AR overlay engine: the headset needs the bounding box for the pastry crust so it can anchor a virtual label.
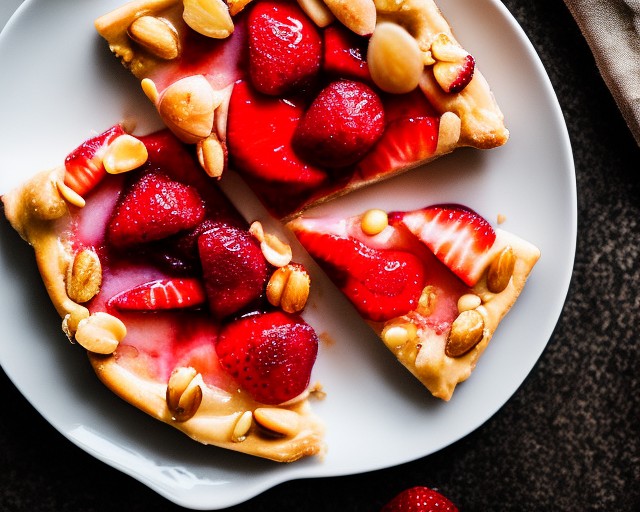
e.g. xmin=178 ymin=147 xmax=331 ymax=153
xmin=288 ymin=212 xmax=540 ymax=401
xmin=379 ymin=229 xmax=539 ymax=400
xmin=94 ymin=0 xmax=509 ymax=215
xmin=1 ymin=161 xmax=325 ymax=463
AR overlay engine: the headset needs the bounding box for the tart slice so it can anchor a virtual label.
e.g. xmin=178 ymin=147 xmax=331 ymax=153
xmin=1 ymin=126 xmax=324 ymax=462
xmin=288 ymin=204 xmax=540 ymax=400
xmin=94 ymin=0 xmax=509 ymax=217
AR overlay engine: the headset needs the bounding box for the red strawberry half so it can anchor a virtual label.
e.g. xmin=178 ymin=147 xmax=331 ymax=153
xmin=226 ymin=80 xmax=328 ymax=189
xmin=392 ymin=204 xmax=496 ymax=286
xmin=294 ymin=230 xmax=425 ymax=322
xmin=107 ymin=277 xmax=207 ymax=311
xmin=381 ymin=486 xmax=459 ymax=512
xmin=64 ymin=124 xmax=125 ymax=196
xmin=247 ymin=1 xmax=322 ymax=95
xmin=106 ymin=170 xmax=206 ymax=250
xmin=293 ymin=79 xmax=385 ymax=169
xmin=216 ymin=311 xmax=318 ymax=405
xmin=198 ymin=221 xmax=270 ymax=320
xmin=322 ymin=24 xmax=371 ymax=82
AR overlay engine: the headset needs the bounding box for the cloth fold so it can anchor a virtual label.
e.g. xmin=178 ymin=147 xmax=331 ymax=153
xmin=563 ymin=0 xmax=640 ymax=145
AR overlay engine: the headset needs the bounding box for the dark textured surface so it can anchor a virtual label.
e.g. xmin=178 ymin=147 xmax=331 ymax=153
xmin=1 ymin=1 xmax=639 ymax=511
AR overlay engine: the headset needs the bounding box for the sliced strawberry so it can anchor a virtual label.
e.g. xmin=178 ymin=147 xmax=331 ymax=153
xmin=106 ymin=170 xmax=206 ymax=250
xmin=216 ymin=311 xmax=318 ymax=405
xmin=107 ymin=278 xmax=207 ymax=311
xmin=227 ymin=80 xmax=328 ymax=189
xmin=322 ymin=24 xmax=371 ymax=82
xmin=64 ymin=124 xmax=125 ymax=196
xmin=382 ymin=486 xmax=459 ymax=512
xmin=294 ymin=230 xmax=425 ymax=322
xmin=198 ymin=221 xmax=270 ymax=320
xmin=247 ymin=1 xmax=322 ymax=95
xmin=354 ymin=115 xmax=440 ymax=180
xmin=392 ymin=204 xmax=496 ymax=286
xmin=292 ymin=80 xmax=385 ymax=169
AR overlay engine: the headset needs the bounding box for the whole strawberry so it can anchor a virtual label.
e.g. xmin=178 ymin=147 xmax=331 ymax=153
xmin=198 ymin=221 xmax=270 ymax=320
xmin=107 ymin=170 xmax=206 ymax=249
xmin=381 ymin=486 xmax=459 ymax=512
xmin=248 ymin=1 xmax=322 ymax=95
xmin=293 ymin=79 xmax=385 ymax=169
xmin=216 ymin=311 xmax=318 ymax=404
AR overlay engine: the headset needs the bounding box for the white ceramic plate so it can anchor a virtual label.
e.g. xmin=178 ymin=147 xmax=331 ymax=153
xmin=0 ymin=0 xmax=576 ymax=509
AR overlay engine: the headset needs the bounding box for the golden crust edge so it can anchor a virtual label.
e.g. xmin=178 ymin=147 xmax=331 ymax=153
xmin=1 ymin=167 xmax=325 ymax=463
xmin=385 ymin=229 xmax=540 ymax=401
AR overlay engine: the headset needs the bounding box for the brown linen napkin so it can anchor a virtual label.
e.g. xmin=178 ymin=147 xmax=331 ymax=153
xmin=564 ymin=0 xmax=640 ymax=145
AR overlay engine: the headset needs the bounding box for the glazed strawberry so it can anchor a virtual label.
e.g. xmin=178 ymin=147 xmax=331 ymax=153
xmin=64 ymin=124 xmax=125 ymax=196
xmin=355 ymin=116 xmax=440 ymax=179
xmin=381 ymin=486 xmax=459 ymax=512
xmin=392 ymin=204 xmax=496 ymax=286
xmin=295 ymin=230 xmax=425 ymax=322
xmin=293 ymin=80 xmax=385 ymax=169
xmin=107 ymin=278 xmax=207 ymax=311
xmin=227 ymin=80 xmax=328 ymax=190
xmin=198 ymin=221 xmax=270 ymax=320
xmin=247 ymin=1 xmax=322 ymax=95
xmin=106 ymin=170 xmax=206 ymax=249
xmin=322 ymin=24 xmax=371 ymax=82
xmin=216 ymin=311 xmax=318 ymax=404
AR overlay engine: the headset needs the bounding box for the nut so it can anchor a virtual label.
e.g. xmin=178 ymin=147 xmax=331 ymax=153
xmin=103 ymin=134 xmax=149 ymax=174
xmin=66 ymin=248 xmax=102 ymax=303
xmin=166 ymin=366 xmax=203 ymax=422
xmin=56 ymin=180 xmax=86 ymax=208
xmin=457 ymin=293 xmax=481 ymax=313
xmin=322 ymin=0 xmax=376 ymax=35
xmin=416 ymin=285 xmax=437 ymax=316
xmin=381 ymin=321 xmax=417 ymax=349
xmin=430 ymin=33 xmax=475 ymax=93
xmin=297 ymin=0 xmax=335 ymax=27
xmin=197 ymin=132 xmax=225 ymax=178
xmin=367 ymin=22 xmax=423 ymax=94
xmin=183 ymin=0 xmax=234 ymax=39
xmin=267 ymin=264 xmax=311 ymax=313
xmin=249 ymin=221 xmax=293 ymax=267
xmin=487 ymin=246 xmax=515 ymax=293
xmin=128 ymin=15 xmax=180 ymax=60
xmin=360 ymin=208 xmax=388 ymax=235
xmin=254 ymin=407 xmax=300 ymax=437
xmin=74 ymin=312 xmax=126 ymax=354
xmin=446 ymin=309 xmax=484 ymax=358
xmin=232 ymin=410 xmax=253 ymax=442
xmin=228 ymin=0 xmax=254 ymax=16
xmin=157 ymin=75 xmax=217 ymax=144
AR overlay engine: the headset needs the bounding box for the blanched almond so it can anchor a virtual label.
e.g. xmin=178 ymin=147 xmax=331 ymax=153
xmin=75 ymin=312 xmax=126 ymax=355
xmin=183 ymin=0 xmax=234 ymax=39
xmin=128 ymin=15 xmax=180 ymax=60
xmin=368 ymin=22 xmax=423 ymax=94
xmin=157 ymin=75 xmax=216 ymax=144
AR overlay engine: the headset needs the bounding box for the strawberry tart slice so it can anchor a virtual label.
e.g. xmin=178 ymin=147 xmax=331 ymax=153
xmin=288 ymin=205 xmax=540 ymax=400
xmin=1 ymin=126 xmax=325 ymax=462
xmin=94 ymin=0 xmax=509 ymax=217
